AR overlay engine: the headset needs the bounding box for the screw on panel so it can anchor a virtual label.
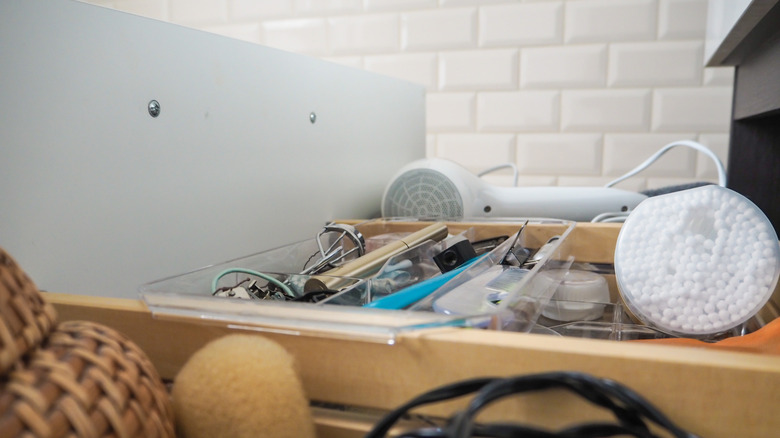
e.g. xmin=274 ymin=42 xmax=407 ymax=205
xmin=148 ymin=100 xmax=161 ymax=118
xmin=309 ymin=112 xmax=316 ymax=124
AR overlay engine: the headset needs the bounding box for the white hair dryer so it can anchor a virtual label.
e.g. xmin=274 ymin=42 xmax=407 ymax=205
xmin=381 ymin=158 xmax=647 ymax=221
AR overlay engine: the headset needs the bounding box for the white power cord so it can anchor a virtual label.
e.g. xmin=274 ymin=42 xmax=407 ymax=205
xmin=472 ymin=140 xmax=726 ymax=224
xmin=591 ymin=211 xmax=632 ymax=223
xmin=594 ymin=140 xmax=726 ymax=223
xmin=605 ymin=140 xmax=727 ymax=189
xmin=478 ymin=163 xmax=519 ymax=187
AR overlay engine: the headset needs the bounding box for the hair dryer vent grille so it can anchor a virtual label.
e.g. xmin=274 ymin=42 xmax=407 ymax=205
xmin=383 ymin=168 xmax=464 ymax=218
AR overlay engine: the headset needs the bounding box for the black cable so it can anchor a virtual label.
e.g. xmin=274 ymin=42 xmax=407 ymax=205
xmin=558 ymin=422 xmax=659 ymax=438
xmin=451 ymin=373 xmax=650 ymax=435
xmin=403 ymin=422 xmax=658 ymax=438
xmin=598 ymin=378 xmax=694 ymax=437
xmin=464 ymin=421 xmax=660 ymax=438
xmin=470 ymin=423 xmax=559 ymax=438
xmin=364 ymin=377 xmax=497 ymax=438
xmin=366 ymin=372 xmax=699 ymax=438
xmin=451 ymin=372 xmax=689 ymax=438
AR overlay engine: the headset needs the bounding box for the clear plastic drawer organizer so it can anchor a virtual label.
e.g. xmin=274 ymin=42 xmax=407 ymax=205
xmin=140 ymin=218 xmax=577 ymax=343
xmin=141 ymin=185 xmax=780 ymax=344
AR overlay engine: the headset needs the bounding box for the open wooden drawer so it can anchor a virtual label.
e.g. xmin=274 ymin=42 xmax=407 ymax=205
xmin=44 ymin=221 xmax=780 ymax=437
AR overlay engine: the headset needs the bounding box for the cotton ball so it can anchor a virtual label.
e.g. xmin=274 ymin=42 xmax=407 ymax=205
xmin=172 ymin=334 xmax=316 ymax=438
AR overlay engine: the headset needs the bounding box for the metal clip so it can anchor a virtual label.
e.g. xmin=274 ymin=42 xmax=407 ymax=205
xmin=500 ymin=221 xmax=531 ymax=267
xmin=301 ymin=223 xmax=366 ymax=275
xmin=521 ymin=236 xmax=561 ymax=268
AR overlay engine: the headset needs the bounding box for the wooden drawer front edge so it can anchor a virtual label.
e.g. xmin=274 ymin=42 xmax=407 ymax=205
xmin=47 ymin=292 xmax=780 ymax=438
xmin=339 ymin=220 xmax=622 ymax=264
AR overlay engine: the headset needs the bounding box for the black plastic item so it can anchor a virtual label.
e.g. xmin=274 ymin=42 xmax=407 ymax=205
xmin=433 ymin=240 xmax=478 ymax=273
xmin=365 ymin=371 xmax=699 ymax=438
xmin=640 ymin=181 xmax=713 ymax=197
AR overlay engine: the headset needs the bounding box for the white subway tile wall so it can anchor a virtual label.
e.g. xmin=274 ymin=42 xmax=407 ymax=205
xmin=561 ymin=89 xmax=651 ymax=132
xmin=262 ymin=18 xmax=328 ymax=55
xmin=229 ymin=0 xmax=291 ymax=21
xmin=402 ymin=8 xmax=477 ymax=51
xmin=603 ymin=133 xmax=698 ymax=179
xmin=608 ymin=41 xmax=703 ymax=87
xmin=657 ymin=0 xmax=708 ymax=40
xmin=479 ymin=2 xmax=563 ymax=47
xmin=296 ymin=0 xmax=363 ymax=15
xmin=168 ymin=0 xmax=227 ymax=24
xmin=477 ymin=91 xmax=560 ymax=132
xmin=426 ymin=92 xmax=475 ymax=132
xmin=437 ymin=133 xmax=516 ymax=172
xmin=652 ymin=87 xmax=732 ymax=132
xmin=365 ymin=53 xmax=438 ymax=89
xmin=330 ymin=13 xmax=400 ymax=54
xmin=92 ymin=0 xmax=731 ymax=190
xmin=521 ymin=44 xmax=607 ymax=89
xmin=439 ymin=49 xmax=519 ymax=90
xmin=115 ymin=0 xmax=168 ymax=20
xmin=516 ymin=133 xmax=603 ymax=175
xmin=564 ymin=0 xmax=656 ymax=44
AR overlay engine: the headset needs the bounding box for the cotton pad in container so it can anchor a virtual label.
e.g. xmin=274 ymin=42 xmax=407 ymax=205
xmin=614 ymin=185 xmax=780 ymax=338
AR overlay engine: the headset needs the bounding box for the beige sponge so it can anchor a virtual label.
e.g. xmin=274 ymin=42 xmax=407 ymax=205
xmin=172 ymin=334 xmax=316 ymax=438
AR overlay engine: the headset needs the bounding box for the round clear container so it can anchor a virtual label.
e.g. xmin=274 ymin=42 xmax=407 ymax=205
xmin=541 ymin=269 xmax=610 ymax=322
xmin=614 ymin=185 xmax=780 ymax=338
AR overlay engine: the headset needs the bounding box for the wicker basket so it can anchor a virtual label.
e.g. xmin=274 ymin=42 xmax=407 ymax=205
xmin=0 ymin=249 xmax=57 ymax=375
xmin=0 ymin=320 xmax=175 ymax=438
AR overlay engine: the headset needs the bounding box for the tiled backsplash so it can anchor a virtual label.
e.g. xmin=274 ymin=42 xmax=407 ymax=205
xmin=85 ymin=0 xmax=733 ymax=190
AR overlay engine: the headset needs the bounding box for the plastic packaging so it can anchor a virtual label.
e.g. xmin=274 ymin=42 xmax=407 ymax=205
xmin=410 ymin=220 xmax=576 ymax=333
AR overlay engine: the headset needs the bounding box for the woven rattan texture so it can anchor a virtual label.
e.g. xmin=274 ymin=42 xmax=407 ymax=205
xmin=0 ymin=249 xmax=57 ymax=375
xmin=0 ymin=320 xmax=175 ymax=438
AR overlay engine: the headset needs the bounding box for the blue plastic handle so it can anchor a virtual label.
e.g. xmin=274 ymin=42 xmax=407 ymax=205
xmin=364 ymin=255 xmax=483 ymax=310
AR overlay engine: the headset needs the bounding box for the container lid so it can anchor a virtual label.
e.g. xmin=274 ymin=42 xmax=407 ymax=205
xmin=615 ymin=185 xmax=780 ymax=337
